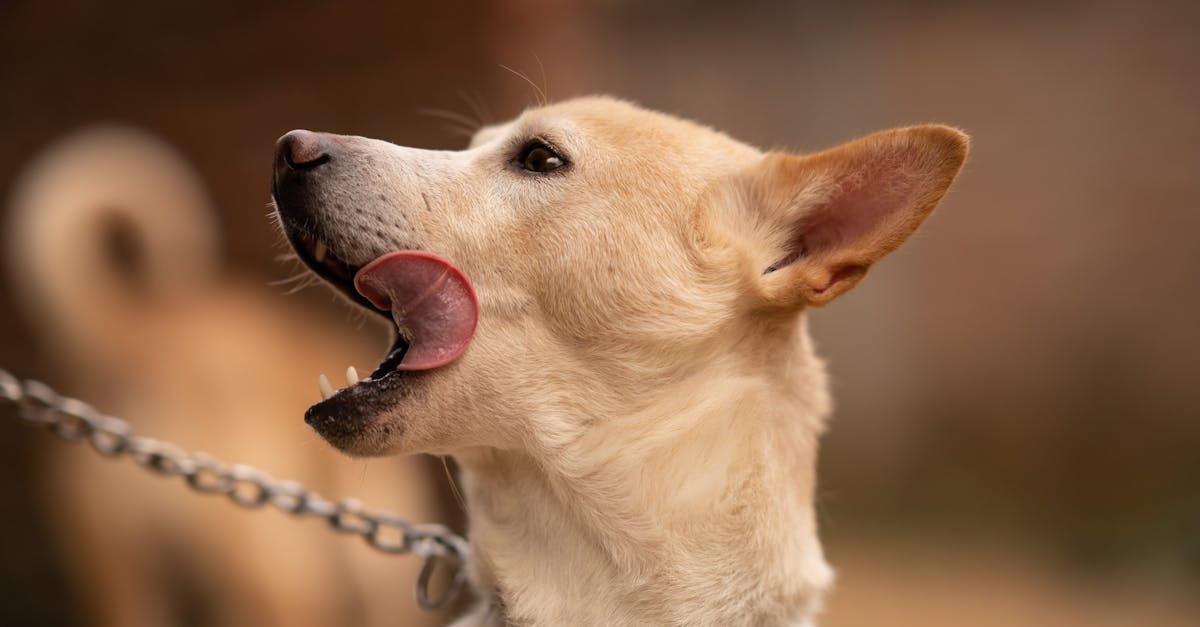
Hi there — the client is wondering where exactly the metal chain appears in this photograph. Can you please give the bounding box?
[0,366,469,611]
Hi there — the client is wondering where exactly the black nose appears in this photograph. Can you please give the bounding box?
[274,129,331,184]
[278,129,330,169]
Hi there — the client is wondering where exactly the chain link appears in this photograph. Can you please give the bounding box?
[0,366,469,611]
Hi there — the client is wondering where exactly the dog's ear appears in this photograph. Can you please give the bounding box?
[733,125,968,308]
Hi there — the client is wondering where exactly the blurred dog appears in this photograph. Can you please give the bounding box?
[271,97,967,626]
[6,127,446,627]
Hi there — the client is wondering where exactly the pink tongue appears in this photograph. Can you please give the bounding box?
[353,251,478,371]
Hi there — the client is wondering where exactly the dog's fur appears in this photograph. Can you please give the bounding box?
[6,127,444,627]
[274,97,967,626]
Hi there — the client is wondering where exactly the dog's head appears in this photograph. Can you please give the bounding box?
[272,97,966,458]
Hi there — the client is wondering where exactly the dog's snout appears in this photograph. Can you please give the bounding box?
[276,129,331,174]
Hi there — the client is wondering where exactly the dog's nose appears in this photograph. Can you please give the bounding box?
[273,129,328,171]
[273,130,337,223]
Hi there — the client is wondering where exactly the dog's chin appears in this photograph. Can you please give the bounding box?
[304,372,408,456]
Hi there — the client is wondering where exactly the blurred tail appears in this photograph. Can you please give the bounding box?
[5,126,220,359]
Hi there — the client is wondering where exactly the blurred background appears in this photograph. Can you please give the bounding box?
[1,1,1197,625]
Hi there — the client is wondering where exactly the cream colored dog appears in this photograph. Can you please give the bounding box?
[271,97,967,626]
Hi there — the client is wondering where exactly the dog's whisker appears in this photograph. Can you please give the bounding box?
[341,303,373,330]
[443,123,478,140]
[281,277,320,293]
[282,278,321,295]
[441,456,468,515]
[531,51,549,106]
[268,271,313,287]
[457,90,490,127]
[452,93,484,129]
[499,64,547,108]
[417,108,482,132]
[473,89,494,123]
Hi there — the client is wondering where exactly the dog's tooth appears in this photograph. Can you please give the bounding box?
[319,374,334,400]
[346,366,359,386]
[313,241,328,263]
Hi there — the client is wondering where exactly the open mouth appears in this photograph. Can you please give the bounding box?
[280,222,479,442]
[285,228,413,413]
[286,228,380,315]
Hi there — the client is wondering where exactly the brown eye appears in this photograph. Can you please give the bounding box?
[517,142,566,173]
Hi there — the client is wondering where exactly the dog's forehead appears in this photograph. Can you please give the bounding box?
[556,98,743,149]
[473,97,756,160]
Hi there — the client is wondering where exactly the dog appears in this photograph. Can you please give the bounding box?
[271,96,967,626]
[6,126,445,627]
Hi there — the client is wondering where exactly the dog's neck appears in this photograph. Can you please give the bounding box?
[452,319,834,626]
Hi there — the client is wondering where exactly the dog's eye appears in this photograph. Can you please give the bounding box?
[516,142,566,173]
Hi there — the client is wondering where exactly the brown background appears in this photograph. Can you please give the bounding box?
[1,0,1197,624]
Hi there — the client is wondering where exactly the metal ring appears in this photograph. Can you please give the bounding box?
[366,513,413,554]
[226,465,272,507]
[267,480,309,514]
[186,456,234,493]
[412,524,471,560]
[87,425,131,456]
[51,412,93,442]
[328,499,377,535]
[415,552,468,610]
[297,493,335,519]
[17,380,60,426]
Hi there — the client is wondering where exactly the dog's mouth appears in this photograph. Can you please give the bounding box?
[288,228,378,313]
[285,227,478,441]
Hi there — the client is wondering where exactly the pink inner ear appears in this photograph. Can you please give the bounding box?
[792,158,918,260]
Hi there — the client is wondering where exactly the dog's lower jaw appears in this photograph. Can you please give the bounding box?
[448,362,836,626]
